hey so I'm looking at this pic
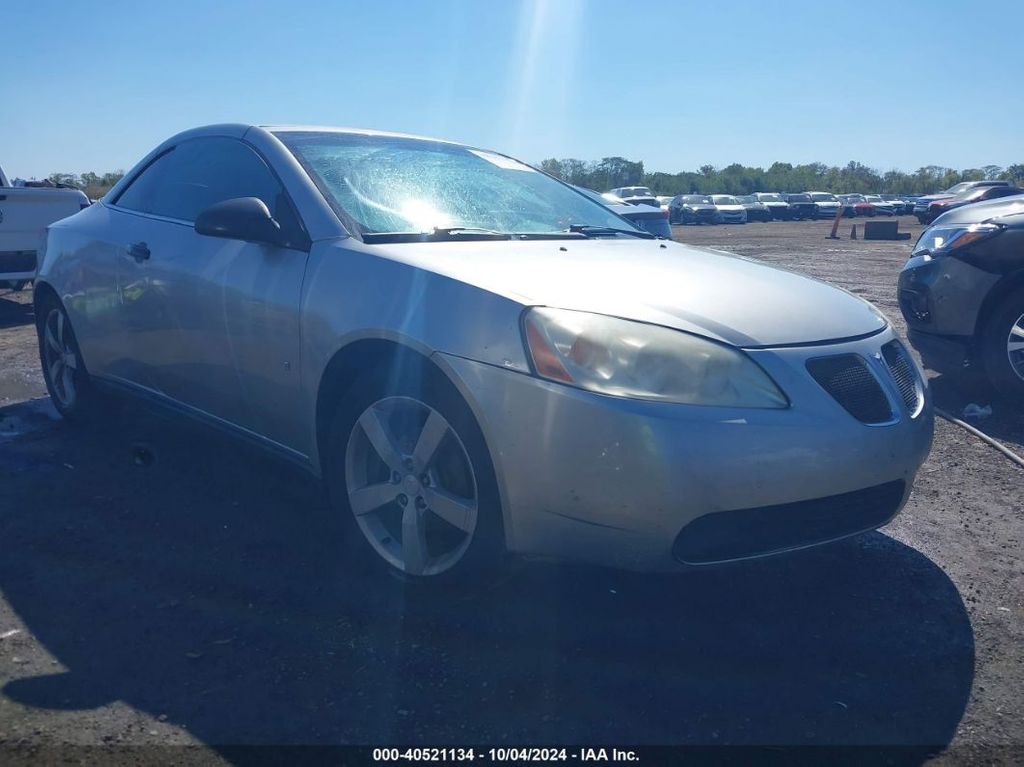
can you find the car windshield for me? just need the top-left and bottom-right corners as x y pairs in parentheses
(954, 188), (987, 200)
(712, 195), (738, 205)
(809, 193), (836, 201)
(736, 195), (756, 203)
(276, 131), (630, 238)
(682, 195), (712, 203)
(757, 193), (783, 202)
(788, 194), (811, 202)
(618, 187), (653, 197)
(943, 182), (972, 195)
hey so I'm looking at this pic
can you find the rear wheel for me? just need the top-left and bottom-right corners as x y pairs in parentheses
(37, 298), (104, 419)
(325, 365), (505, 587)
(981, 289), (1024, 401)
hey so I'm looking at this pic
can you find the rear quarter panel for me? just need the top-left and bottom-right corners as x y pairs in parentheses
(36, 204), (123, 373)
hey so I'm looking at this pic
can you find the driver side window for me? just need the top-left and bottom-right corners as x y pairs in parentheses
(115, 137), (304, 241)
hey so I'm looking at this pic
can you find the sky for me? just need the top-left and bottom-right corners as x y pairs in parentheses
(4, 0), (1023, 180)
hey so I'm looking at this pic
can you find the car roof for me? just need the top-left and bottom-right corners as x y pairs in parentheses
(932, 192), (1024, 226)
(259, 124), (468, 146)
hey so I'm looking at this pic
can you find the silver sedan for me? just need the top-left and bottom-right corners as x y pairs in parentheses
(35, 124), (933, 583)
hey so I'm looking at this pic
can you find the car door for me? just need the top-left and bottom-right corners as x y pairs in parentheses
(108, 136), (311, 450)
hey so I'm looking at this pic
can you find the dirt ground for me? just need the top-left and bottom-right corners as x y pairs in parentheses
(0, 218), (1021, 763)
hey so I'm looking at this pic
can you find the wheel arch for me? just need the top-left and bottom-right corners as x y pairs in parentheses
(973, 267), (1024, 342)
(31, 280), (62, 329)
(312, 334), (513, 547)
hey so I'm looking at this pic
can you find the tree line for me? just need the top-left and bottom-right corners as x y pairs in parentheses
(538, 157), (1024, 196)
(41, 171), (125, 200)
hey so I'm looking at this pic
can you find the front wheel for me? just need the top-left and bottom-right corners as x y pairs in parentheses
(981, 290), (1024, 401)
(325, 366), (505, 586)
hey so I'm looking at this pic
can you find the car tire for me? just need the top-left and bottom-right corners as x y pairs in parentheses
(981, 289), (1024, 401)
(36, 296), (105, 421)
(324, 363), (506, 589)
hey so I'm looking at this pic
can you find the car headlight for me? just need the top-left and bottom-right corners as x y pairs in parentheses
(913, 223), (1001, 258)
(522, 307), (788, 408)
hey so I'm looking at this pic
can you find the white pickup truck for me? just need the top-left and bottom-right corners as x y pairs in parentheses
(0, 164), (90, 290)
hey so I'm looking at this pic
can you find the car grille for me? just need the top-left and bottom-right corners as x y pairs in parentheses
(881, 340), (924, 416)
(806, 354), (893, 424)
(0, 251), (37, 273)
(672, 480), (906, 564)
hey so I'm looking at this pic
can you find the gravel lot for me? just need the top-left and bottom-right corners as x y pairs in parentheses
(0, 217), (1021, 762)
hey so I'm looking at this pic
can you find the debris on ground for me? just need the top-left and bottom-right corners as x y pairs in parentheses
(962, 403), (993, 419)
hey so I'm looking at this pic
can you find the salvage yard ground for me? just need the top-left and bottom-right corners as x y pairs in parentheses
(0, 218), (1021, 762)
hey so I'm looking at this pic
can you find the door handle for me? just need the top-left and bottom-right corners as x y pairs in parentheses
(128, 242), (151, 262)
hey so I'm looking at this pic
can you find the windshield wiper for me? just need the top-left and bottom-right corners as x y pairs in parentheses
(566, 224), (655, 239)
(429, 227), (512, 239)
(361, 227), (514, 243)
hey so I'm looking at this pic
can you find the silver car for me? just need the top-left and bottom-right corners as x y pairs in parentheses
(34, 124), (934, 582)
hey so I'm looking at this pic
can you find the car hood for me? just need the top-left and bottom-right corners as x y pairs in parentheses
(366, 238), (886, 347)
(715, 204), (744, 211)
(917, 194), (953, 204)
(684, 203), (716, 210)
(932, 193), (1024, 227)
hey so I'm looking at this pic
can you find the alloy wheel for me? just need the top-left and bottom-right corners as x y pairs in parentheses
(42, 308), (78, 409)
(344, 396), (478, 576)
(1007, 312), (1024, 382)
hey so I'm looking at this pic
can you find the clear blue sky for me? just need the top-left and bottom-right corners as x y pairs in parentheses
(4, 0), (1022, 179)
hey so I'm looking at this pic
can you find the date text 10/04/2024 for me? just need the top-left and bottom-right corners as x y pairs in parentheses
(372, 748), (640, 762)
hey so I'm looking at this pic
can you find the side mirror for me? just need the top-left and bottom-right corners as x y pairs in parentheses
(195, 197), (283, 246)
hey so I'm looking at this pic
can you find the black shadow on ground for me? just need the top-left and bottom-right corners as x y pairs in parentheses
(0, 401), (974, 761)
(0, 292), (34, 330)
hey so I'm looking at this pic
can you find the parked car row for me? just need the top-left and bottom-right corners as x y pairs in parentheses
(587, 181), (1021, 231)
(593, 189), (937, 226)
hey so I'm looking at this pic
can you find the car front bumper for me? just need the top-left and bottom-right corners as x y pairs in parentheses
(439, 328), (933, 572)
(905, 328), (971, 374)
(898, 253), (999, 373)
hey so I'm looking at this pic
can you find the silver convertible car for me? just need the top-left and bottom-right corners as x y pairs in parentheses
(35, 124), (934, 582)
